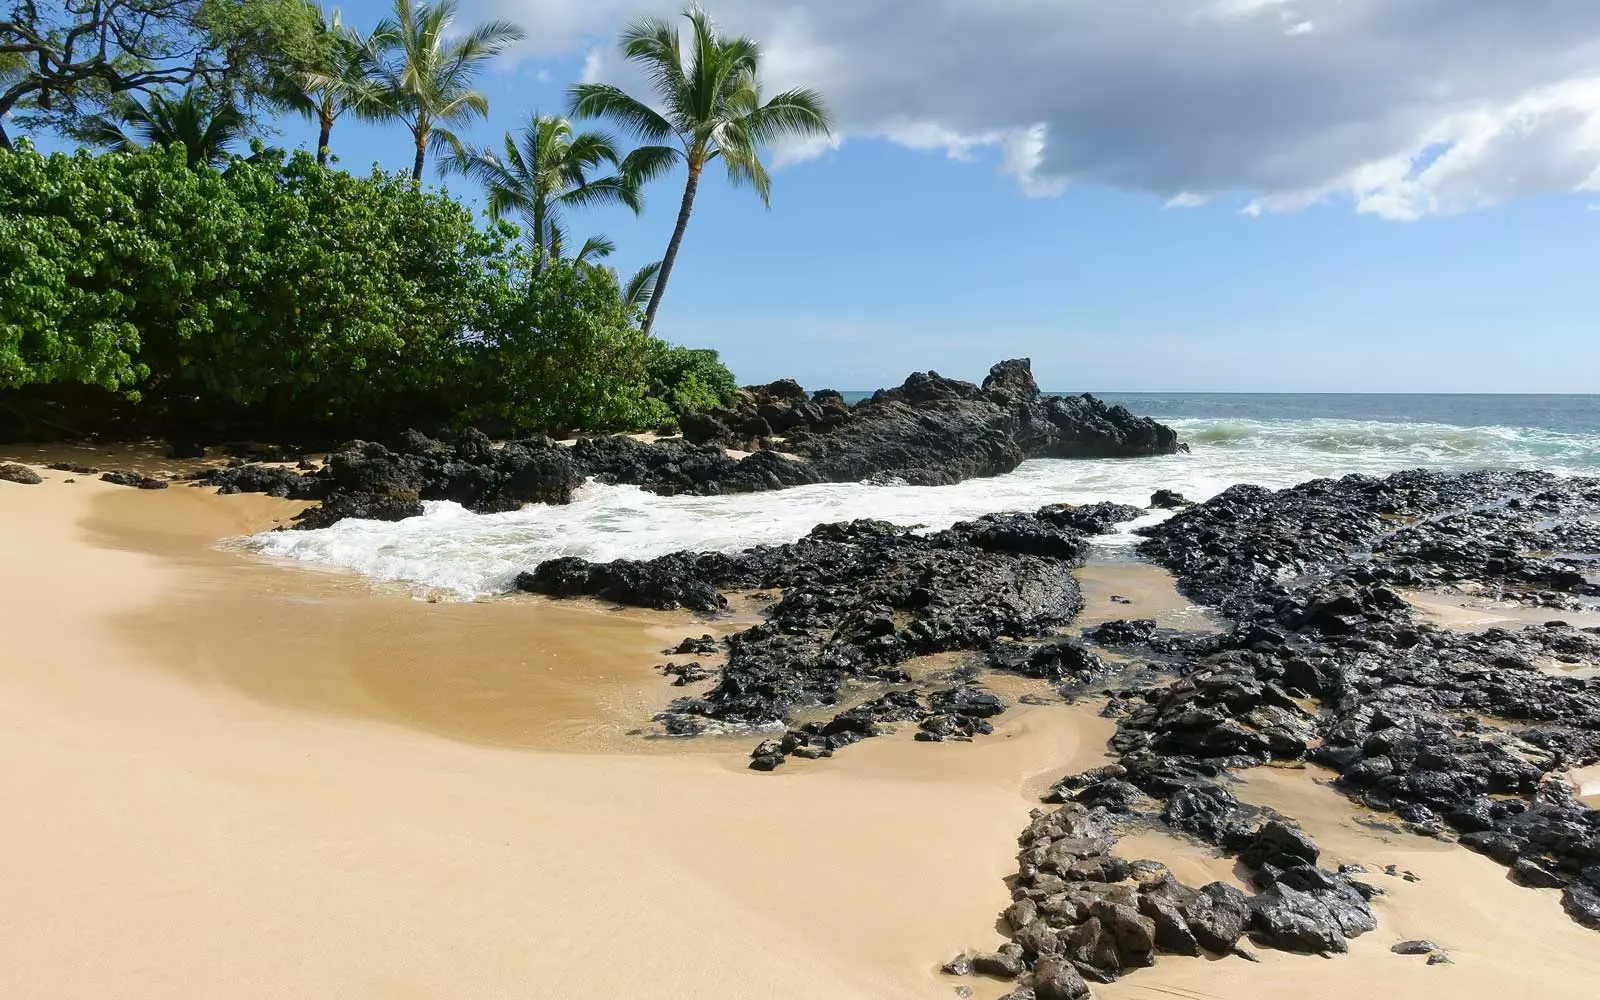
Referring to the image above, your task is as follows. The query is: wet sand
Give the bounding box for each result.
[1404,588,1600,631]
[1075,562,1218,632]
[3,462,1596,999]
[0,468,1112,999]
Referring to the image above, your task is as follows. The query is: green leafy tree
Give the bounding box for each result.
[472,260,669,434]
[443,112,641,271]
[647,343,736,411]
[1,0,324,149]
[273,6,384,167]
[569,6,832,334]
[367,0,524,182]
[76,87,250,167]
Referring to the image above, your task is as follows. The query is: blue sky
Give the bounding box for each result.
[30,0,1600,392]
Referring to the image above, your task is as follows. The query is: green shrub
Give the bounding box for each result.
[470,262,669,435]
[646,344,738,412]
[0,143,702,439]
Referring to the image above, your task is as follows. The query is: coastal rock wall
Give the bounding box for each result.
[198,358,1180,529]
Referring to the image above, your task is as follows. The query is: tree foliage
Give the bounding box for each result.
[0,140,726,438]
[366,0,523,181]
[0,0,324,147]
[444,112,640,270]
[648,344,737,412]
[569,5,833,334]
[75,86,250,166]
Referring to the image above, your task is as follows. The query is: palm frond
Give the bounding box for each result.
[743,87,833,146]
[573,234,617,265]
[567,83,675,141]
[623,261,663,310]
[619,15,688,126]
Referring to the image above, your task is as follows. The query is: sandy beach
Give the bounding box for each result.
[2,462,1596,999]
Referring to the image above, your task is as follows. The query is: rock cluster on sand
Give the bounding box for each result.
[196,359,1180,529]
[949,468,1599,997]
[520,504,1148,756]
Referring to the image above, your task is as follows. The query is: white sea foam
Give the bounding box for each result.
[245,417,1600,598]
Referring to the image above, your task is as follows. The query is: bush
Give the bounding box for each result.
[0,143,708,440]
[469,262,669,436]
[646,344,739,412]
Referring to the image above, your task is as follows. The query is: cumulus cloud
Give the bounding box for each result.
[471,0,1600,218]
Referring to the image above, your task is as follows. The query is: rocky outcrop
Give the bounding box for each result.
[774,359,1180,486]
[517,504,1152,755]
[0,463,41,485]
[203,359,1180,529]
[1114,469,1600,927]
[101,470,169,489]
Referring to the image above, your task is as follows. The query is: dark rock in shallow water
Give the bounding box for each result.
[518,553,730,612]
[291,490,421,530]
[527,508,1089,734]
[0,463,42,485]
[267,360,1178,528]
[1087,619,1159,646]
[1150,489,1192,509]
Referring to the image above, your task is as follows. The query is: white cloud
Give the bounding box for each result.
[473,0,1600,217]
[1165,192,1209,209]
[579,46,605,85]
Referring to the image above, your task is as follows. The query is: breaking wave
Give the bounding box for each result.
[246,416,1600,598]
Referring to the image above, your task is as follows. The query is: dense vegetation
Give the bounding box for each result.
[0,0,832,443]
[0,142,709,438]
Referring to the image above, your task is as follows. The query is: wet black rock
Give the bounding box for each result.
[524,508,1091,739]
[291,490,421,530]
[257,361,1178,529]
[0,463,42,485]
[1087,620,1159,646]
[519,554,729,612]
[45,462,99,474]
[1150,490,1192,509]
[199,463,324,499]
[659,662,713,686]
[668,634,720,655]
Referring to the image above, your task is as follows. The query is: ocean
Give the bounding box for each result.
[248,394,1600,597]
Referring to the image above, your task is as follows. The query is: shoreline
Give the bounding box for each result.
[3,452,1598,998]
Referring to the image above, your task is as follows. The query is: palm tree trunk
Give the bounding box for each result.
[642,160,702,336]
[316,112,334,168]
[0,118,10,153]
[412,125,428,182]
[532,198,547,273]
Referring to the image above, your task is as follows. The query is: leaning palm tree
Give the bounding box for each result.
[275,8,385,167]
[568,6,833,335]
[77,88,250,168]
[443,112,643,271]
[367,0,525,182]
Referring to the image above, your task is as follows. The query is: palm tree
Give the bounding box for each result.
[367,0,525,182]
[275,8,384,167]
[443,112,643,270]
[77,88,250,168]
[568,6,832,335]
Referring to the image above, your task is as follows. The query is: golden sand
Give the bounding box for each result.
[0,467,1111,999]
